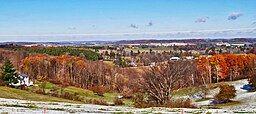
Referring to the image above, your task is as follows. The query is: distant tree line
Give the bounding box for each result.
[9,47,100,61]
[195,54,256,83]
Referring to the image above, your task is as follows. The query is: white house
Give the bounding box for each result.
[169,57,180,61]
[149,62,156,67]
[10,74,33,87]
[185,56,193,60]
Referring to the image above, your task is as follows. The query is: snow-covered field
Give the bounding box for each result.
[0,98,236,114]
[193,79,256,113]
[0,79,255,114]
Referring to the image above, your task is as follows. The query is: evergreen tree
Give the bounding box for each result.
[105,51,110,56]
[117,57,126,67]
[149,49,153,54]
[130,50,134,56]
[110,51,115,59]
[1,60,18,85]
[137,50,140,54]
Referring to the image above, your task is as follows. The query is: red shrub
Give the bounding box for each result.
[90,85,106,96]
[114,98,124,105]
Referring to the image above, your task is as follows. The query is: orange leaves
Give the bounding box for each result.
[19,54,112,89]
[75,60,86,69]
[196,54,256,82]
[22,55,87,68]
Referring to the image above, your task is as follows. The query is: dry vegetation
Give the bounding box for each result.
[0,48,256,108]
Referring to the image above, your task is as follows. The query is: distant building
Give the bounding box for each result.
[24,44,39,47]
[169,57,180,61]
[10,74,33,87]
[149,43,196,47]
[149,62,156,67]
[231,43,245,47]
[185,56,193,60]
[129,62,137,67]
[216,42,231,47]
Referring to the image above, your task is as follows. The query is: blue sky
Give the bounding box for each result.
[0,0,256,41]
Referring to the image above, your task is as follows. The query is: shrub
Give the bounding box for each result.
[249,74,256,89]
[121,87,133,99]
[114,98,124,105]
[214,85,236,100]
[183,98,195,108]
[164,98,195,108]
[199,85,209,98]
[0,79,6,86]
[39,82,47,94]
[90,85,106,96]
[133,92,196,108]
[36,75,44,81]
[85,99,109,106]
[133,93,151,108]
[61,92,74,100]
[1,112,8,114]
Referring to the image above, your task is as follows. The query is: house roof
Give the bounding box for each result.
[19,74,29,78]
[170,57,180,60]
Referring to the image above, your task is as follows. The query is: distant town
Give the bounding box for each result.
[1,38,256,67]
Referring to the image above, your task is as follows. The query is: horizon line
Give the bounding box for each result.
[0,28,255,37]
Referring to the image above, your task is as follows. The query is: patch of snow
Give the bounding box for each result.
[193,79,256,112]
[0,79,255,113]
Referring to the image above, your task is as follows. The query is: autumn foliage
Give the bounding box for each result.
[20,54,113,89]
[114,98,124,105]
[2,48,256,108]
[90,85,106,96]
[195,54,256,83]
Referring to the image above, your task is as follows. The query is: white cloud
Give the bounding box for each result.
[67,27,76,30]
[129,24,138,29]
[228,12,242,20]
[147,21,153,26]
[195,17,209,23]
[252,22,256,26]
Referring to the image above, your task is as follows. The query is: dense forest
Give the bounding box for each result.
[195,54,256,83]
[6,47,100,60]
[21,54,113,88]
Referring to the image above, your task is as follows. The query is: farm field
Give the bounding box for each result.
[124,47,173,53]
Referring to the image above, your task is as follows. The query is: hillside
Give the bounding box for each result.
[0,79,256,113]
[0,86,81,104]
[175,79,256,111]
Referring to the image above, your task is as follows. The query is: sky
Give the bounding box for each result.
[0,0,256,42]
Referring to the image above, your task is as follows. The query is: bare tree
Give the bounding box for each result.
[140,61,196,104]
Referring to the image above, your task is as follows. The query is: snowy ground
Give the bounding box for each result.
[0,98,236,114]
[0,79,255,114]
[193,79,256,113]
[222,79,256,111]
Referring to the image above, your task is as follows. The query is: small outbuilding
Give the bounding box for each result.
[169,57,180,61]
[10,74,33,87]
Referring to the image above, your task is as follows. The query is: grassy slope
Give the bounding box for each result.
[63,86,133,106]
[173,82,228,96]
[31,82,133,106]
[172,80,253,108]
[0,86,81,104]
[63,86,118,102]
